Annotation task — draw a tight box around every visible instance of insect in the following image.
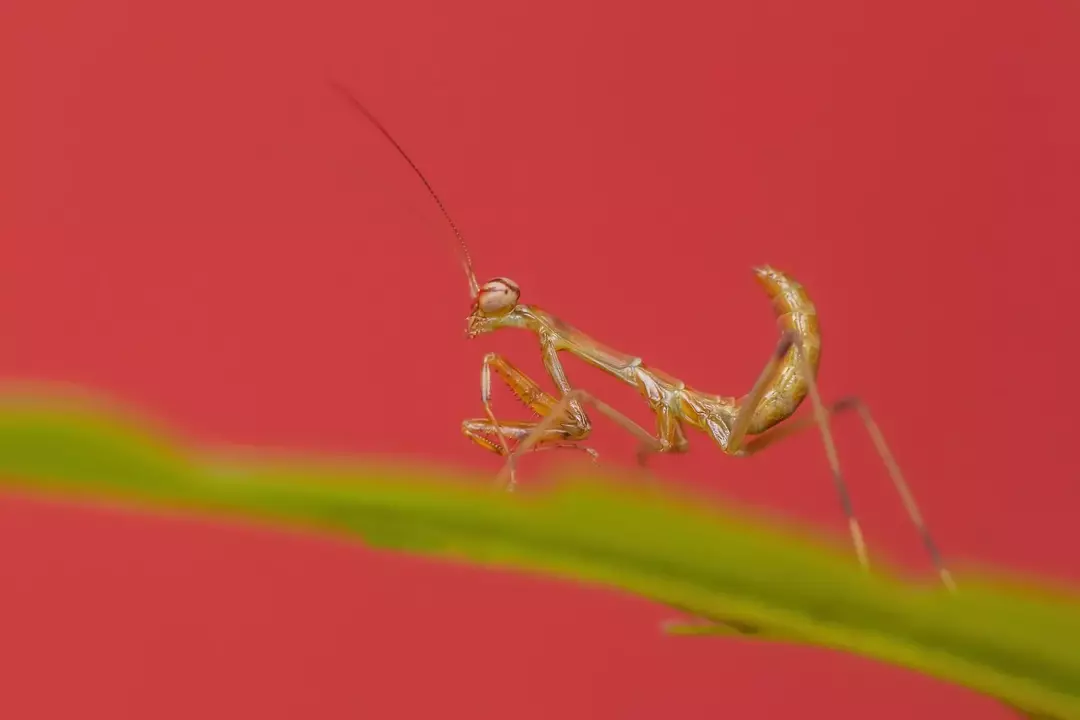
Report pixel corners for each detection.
[333,83,955,593]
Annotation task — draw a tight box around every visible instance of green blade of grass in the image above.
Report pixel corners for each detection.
[0,386,1077,718]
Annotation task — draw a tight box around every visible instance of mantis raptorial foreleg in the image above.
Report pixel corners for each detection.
[489,344,670,490]
[493,386,668,489]
[462,353,601,490]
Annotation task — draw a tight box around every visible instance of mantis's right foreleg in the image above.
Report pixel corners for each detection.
[489,345,670,489]
[462,353,597,490]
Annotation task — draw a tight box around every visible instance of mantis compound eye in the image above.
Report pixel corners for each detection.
[476,277,520,315]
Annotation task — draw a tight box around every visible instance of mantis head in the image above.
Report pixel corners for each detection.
[466,277,521,338]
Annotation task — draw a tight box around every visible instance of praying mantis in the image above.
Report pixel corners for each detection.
[333,84,956,594]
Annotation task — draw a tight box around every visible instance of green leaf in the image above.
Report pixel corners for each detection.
[0,385,1078,719]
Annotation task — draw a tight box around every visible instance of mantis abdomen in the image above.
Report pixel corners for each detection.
[740,265,822,435]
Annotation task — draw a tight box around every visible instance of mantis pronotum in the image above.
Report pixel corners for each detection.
[334,83,955,593]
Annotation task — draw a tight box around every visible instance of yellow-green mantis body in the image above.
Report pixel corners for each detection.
[333,83,955,593]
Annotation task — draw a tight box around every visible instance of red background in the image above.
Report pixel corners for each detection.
[3,0,1079,717]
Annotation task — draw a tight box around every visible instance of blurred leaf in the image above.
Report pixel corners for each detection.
[0,385,1077,718]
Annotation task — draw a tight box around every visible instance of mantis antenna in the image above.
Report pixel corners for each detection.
[331,81,480,298]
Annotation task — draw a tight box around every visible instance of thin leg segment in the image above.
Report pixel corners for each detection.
[483,342,685,490]
[792,331,872,577]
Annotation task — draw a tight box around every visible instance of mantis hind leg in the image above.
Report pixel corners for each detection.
[717,330,954,592]
[741,395,955,592]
